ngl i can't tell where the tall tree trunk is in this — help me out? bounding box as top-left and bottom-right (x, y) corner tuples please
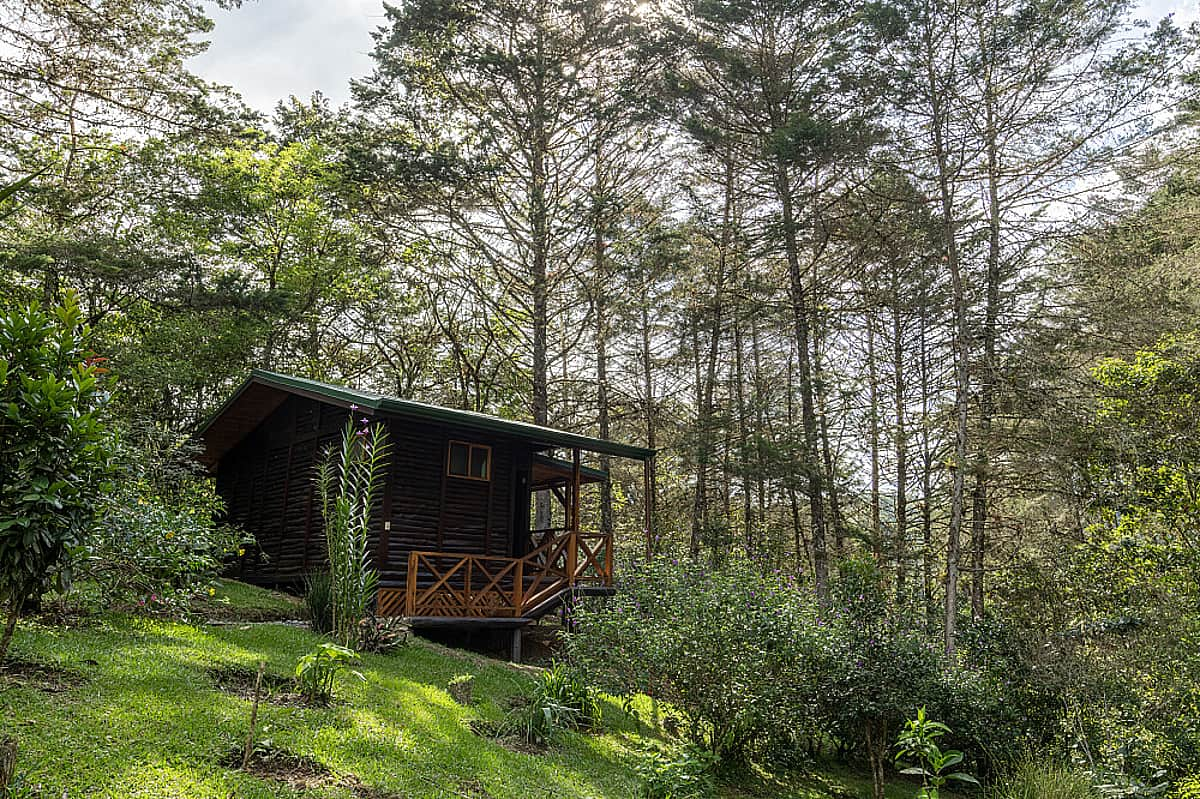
(691, 155), (732, 559)
(690, 320), (707, 558)
(930, 82), (970, 658)
(734, 311), (754, 557)
(812, 314), (846, 556)
(867, 309), (883, 564)
(531, 19), (552, 533)
(751, 316), (768, 561)
(776, 162), (829, 600)
(640, 261), (659, 554)
(785, 356), (813, 575)
(919, 284), (936, 630)
(892, 296), (909, 602)
(593, 146), (613, 541)
(971, 41), (1003, 622)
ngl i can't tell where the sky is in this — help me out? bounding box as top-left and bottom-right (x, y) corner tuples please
(190, 0), (1200, 115)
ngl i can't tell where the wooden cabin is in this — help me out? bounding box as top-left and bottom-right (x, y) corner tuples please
(199, 370), (654, 648)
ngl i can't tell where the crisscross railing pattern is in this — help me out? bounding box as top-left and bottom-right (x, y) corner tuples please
(383, 530), (611, 619)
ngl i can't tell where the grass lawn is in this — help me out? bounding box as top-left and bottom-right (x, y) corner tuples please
(1, 581), (937, 799)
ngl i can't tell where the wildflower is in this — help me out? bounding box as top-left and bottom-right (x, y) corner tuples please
(208, 587), (216, 596)
(237, 548), (245, 556)
(360, 417), (370, 424)
(349, 404), (359, 411)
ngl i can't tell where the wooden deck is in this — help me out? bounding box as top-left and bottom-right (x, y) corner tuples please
(375, 528), (611, 621)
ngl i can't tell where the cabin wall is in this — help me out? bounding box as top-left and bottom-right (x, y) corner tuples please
(379, 419), (518, 585)
(216, 395), (532, 591)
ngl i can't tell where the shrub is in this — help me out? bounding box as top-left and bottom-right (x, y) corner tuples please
(497, 694), (576, 747)
(894, 707), (979, 799)
(990, 759), (1099, 799)
(302, 572), (333, 633)
(294, 642), (364, 705)
(315, 416), (389, 649)
(356, 613), (410, 654)
(539, 663), (602, 730)
(0, 295), (115, 661)
(634, 743), (718, 799)
(819, 563), (957, 799)
(81, 430), (247, 613)
(567, 553), (1008, 793)
(496, 666), (602, 747)
(565, 556), (809, 761)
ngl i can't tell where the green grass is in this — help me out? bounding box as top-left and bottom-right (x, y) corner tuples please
(191, 579), (305, 622)
(0, 581), (939, 799)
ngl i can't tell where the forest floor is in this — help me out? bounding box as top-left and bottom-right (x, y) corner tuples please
(1, 581), (938, 799)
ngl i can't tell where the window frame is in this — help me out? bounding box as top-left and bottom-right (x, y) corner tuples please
(446, 440), (492, 482)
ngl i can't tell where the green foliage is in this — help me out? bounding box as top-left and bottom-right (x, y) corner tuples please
(538, 663), (603, 731)
(1037, 334), (1200, 782)
(989, 759), (1099, 799)
(569, 556), (974, 769)
(0, 294), (115, 659)
(314, 416), (390, 649)
(1170, 776), (1200, 799)
(302, 571), (333, 634)
(566, 556), (810, 760)
(355, 613), (411, 654)
(80, 429), (247, 612)
(497, 665), (602, 747)
(633, 743), (718, 799)
(293, 642), (364, 705)
(894, 707), (979, 799)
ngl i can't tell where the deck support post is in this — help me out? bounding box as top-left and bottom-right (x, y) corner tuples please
(510, 628), (522, 663)
(569, 448), (581, 586)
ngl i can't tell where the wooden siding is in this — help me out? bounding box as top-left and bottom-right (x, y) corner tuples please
(216, 394), (526, 590)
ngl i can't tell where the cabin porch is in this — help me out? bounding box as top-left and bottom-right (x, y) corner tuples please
(376, 447), (633, 624)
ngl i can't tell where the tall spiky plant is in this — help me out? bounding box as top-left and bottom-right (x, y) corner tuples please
(315, 414), (390, 649)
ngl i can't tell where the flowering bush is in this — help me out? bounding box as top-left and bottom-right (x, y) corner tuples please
(80, 429), (248, 612)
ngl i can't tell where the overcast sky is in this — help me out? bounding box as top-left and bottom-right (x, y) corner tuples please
(190, 0), (1200, 115)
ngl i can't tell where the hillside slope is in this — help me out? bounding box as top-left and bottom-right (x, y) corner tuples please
(0, 582), (923, 799)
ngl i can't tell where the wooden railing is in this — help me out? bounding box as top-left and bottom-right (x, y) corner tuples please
(378, 530), (611, 619)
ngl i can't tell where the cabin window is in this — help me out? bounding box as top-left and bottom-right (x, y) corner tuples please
(447, 441), (491, 481)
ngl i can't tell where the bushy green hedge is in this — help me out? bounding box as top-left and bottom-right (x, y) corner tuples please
(566, 556), (1047, 780)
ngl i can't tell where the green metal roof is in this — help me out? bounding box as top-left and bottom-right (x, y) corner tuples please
(203, 369), (654, 460)
(532, 454), (610, 484)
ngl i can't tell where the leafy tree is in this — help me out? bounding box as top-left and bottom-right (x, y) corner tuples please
(660, 0), (883, 597)
(0, 294), (114, 661)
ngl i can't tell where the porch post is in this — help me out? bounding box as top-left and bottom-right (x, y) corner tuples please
(569, 447), (581, 585)
(406, 551), (418, 616)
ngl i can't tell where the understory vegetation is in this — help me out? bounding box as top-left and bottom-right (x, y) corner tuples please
(0, 581), (953, 799)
